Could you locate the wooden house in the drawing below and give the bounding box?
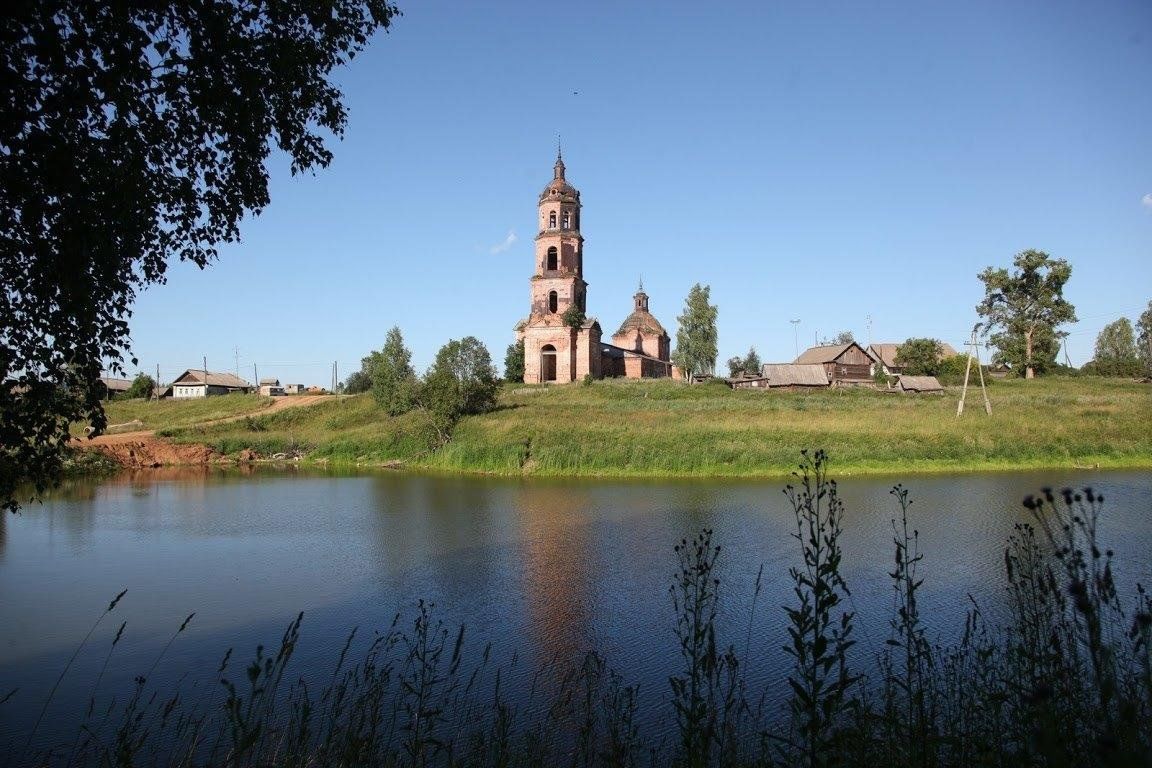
[794,343,875,385]
[97,377,133,400]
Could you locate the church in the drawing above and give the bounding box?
[515,152,674,383]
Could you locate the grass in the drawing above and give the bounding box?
[108,376,1152,477]
[85,393,275,435]
[6,452,1149,767]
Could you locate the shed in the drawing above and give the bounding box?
[760,364,830,388]
[794,343,874,384]
[896,375,944,394]
[258,377,284,397]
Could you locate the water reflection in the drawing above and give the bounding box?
[0,467,1147,753]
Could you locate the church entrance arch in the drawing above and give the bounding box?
[540,344,557,382]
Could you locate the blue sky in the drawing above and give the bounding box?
[124,0,1151,386]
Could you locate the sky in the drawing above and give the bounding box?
[122,0,1152,387]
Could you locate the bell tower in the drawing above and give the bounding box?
[517,150,601,383]
[531,149,586,318]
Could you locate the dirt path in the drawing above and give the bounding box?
[75,395,334,467]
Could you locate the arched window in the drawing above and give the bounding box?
[562,211,570,229]
[548,291,558,313]
[549,211,557,229]
[546,246,557,271]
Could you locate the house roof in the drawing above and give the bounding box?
[794,343,866,364]
[173,370,252,388]
[761,364,830,387]
[258,378,281,386]
[897,375,943,392]
[99,377,133,392]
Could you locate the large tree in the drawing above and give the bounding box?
[1092,318,1141,377]
[894,338,943,377]
[976,250,1077,379]
[1137,301,1152,377]
[420,337,499,442]
[1,1,398,510]
[672,283,718,379]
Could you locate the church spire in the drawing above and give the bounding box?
[554,137,565,180]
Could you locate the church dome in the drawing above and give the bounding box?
[614,309,667,338]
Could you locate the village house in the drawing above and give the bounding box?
[97,377,133,400]
[793,342,875,386]
[166,370,253,398]
[516,152,673,383]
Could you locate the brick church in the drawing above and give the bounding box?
[516,152,674,383]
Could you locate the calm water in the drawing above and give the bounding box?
[1,467,1150,752]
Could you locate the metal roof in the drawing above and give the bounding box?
[172,369,252,388]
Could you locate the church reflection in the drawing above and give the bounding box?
[513,482,597,671]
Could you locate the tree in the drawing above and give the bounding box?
[1137,301,1152,377]
[1,1,399,512]
[1092,318,1141,377]
[343,369,373,395]
[743,346,762,376]
[372,327,418,416]
[672,283,718,380]
[124,373,156,400]
[420,337,499,442]
[894,338,943,377]
[976,250,1077,379]
[726,356,746,378]
[561,303,586,329]
[504,339,525,383]
[831,331,854,345]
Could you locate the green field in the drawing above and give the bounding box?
[133,376,1152,477]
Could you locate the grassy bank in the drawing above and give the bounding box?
[150,376,1152,476]
[7,455,1149,767]
[87,393,274,434]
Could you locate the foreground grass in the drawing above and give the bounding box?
[150,376,1151,476]
[7,454,1149,767]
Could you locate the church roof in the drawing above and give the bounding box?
[614,309,667,338]
[539,151,579,202]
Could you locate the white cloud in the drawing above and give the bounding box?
[489,230,518,254]
[1142,193,1152,211]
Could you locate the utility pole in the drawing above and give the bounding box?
[234,346,239,378]
[957,325,991,417]
[203,355,208,398]
[155,363,160,400]
[866,315,872,348]
[790,319,800,359]
[253,363,258,388]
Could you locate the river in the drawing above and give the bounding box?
[1,467,1149,755]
